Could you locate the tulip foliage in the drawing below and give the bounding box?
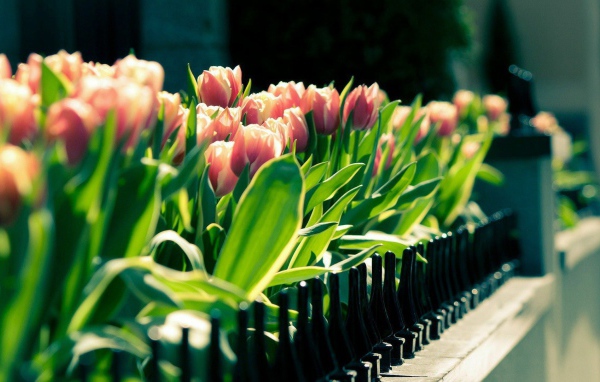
[0,51,502,379]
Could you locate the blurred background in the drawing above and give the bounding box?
[1,1,599,380]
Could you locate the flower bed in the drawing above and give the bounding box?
[0,50,514,381]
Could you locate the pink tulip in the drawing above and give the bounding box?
[204,141,239,197]
[45,98,100,165]
[74,76,157,149]
[210,107,242,141]
[428,101,458,137]
[301,85,340,135]
[81,62,116,78]
[391,105,431,144]
[0,79,38,144]
[414,108,431,143]
[197,66,242,108]
[268,81,305,109]
[531,112,559,134]
[44,50,84,85]
[158,91,184,144]
[373,133,395,176]
[196,103,223,119]
[231,124,283,177]
[15,53,42,94]
[114,55,165,94]
[342,83,381,130]
[196,111,216,144]
[482,95,508,122]
[0,54,11,79]
[282,107,309,152]
[461,141,481,160]
[453,90,475,117]
[0,144,39,226]
[262,118,289,152]
[391,106,412,130]
[241,92,284,125]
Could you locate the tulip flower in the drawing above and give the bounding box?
[453,90,475,117]
[158,92,184,144]
[461,141,481,159]
[0,144,39,226]
[342,83,381,130]
[15,53,42,94]
[197,66,242,108]
[531,111,559,135]
[114,54,165,94]
[0,79,38,144]
[301,85,340,135]
[241,92,284,125]
[373,133,395,175]
[81,61,116,78]
[196,112,216,144]
[482,95,508,122]
[197,103,223,119]
[231,124,283,177]
[44,50,84,85]
[428,101,458,137]
[0,54,11,79]
[204,141,239,197]
[392,105,431,144]
[262,118,289,152]
[210,107,242,141]
[45,98,101,165]
[268,81,305,109]
[282,107,309,152]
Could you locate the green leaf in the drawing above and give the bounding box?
[332,224,353,240]
[304,163,363,213]
[396,177,442,211]
[289,186,361,269]
[338,233,425,262]
[213,155,304,300]
[232,164,250,203]
[186,98,198,154]
[187,63,199,103]
[102,161,161,260]
[40,61,71,108]
[147,230,206,272]
[201,223,226,274]
[298,222,338,237]
[476,163,504,186]
[331,244,381,271]
[161,145,204,200]
[267,266,331,287]
[394,197,436,236]
[304,162,329,191]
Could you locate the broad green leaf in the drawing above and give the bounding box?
[213,155,304,300]
[289,186,361,269]
[298,222,338,237]
[201,223,226,274]
[187,63,198,104]
[332,224,353,240]
[146,230,206,272]
[331,244,381,271]
[304,162,329,191]
[41,61,71,108]
[198,166,217,233]
[186,99,198,154]
[232,164,250,203]
[394,197,435,236]
[304,163,363,213]
[268,266,331,287]
[396,177,442,211]
[161,145,204,199]
[102,161,161,260]
[476,163,504,186]
[338,233,425,262]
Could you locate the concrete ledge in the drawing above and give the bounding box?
[556,216,600,271]
[382,275,555,381]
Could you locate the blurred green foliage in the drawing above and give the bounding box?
[228,0,472,101]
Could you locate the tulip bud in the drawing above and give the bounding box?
[231,124,283,177]
[531,111,559,134]
[453,90,475,118]
[0,54,11,79]
[301,85,340,135]
[114,55,165,94]
[196,112,216,144]
[282,107,309,152]
[197,66,242,108]
[428,101,458,137]
[0,144,39,226]
[210,107,242,141]
[158,92,184,144]
[45,98,101,165]
[342,83,380,130]
[461,141,481,159]
[268,81,305,109]
[15,53,42,95]
[81,61,116,78]
[482,95,508,122]
[241,92,284,125]
[373,133,395,176]
[44,50,84,85]
[0,79,38,144]
[205,141,239,197]
[262,118,289,152]
[197,103,223,119]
